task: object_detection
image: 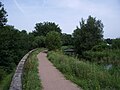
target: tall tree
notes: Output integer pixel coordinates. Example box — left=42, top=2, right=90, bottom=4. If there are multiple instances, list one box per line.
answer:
left=73, top=16, right=104, bottom=55
left=0, top=26, right=20, bottom=72
left=0, top=2, right=35, bottom=82
left=0, top=2, right=7, bottom=27
left=0, top=25, right=34, bottom=72
left=33, top=22, right=61, bottom=36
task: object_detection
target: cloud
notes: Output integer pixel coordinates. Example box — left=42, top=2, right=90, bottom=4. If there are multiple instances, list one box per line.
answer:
left=13, top=0, right=25, bottom=14
left=2, top=0, right=120, bottom=38
left=60, top=0, right=81, bottom=8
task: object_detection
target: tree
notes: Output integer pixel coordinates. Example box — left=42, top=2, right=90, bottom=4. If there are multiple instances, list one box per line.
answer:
left=0, top=2, right=35, bottom=82
left=105, top=38, right=112, bottom=44
left=46, top=31, right=61, bottom=50
left=33, top=22, right=61, bottom=36
left=112, top=38, right=120, bottom=49
left=0, top=2, right=7, bottom=27
left=61, top=33, right=73, bottom=46
left=73, top=16, right=104, bottom=55
left=0, top=25, right=34, bottom=73
left=0, top=26, right=20, bottom=72
left=33, top=36, right=46, bottom=48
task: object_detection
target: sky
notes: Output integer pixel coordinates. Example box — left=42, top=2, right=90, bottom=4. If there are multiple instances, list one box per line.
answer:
left=1, top=0, right=120, bottom=38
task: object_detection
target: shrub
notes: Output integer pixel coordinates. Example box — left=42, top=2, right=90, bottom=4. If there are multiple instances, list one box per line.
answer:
left=91, top=43, right=110, bottom=51
left=83, top=50, right=120, bottom=65
left=46, top=31, right=61, bottom=50
left=112, top=38, right=120, bottom=49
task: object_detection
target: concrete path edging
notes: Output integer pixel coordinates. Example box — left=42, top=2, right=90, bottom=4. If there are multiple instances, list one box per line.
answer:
left=9, top=49, right=36, bottom=90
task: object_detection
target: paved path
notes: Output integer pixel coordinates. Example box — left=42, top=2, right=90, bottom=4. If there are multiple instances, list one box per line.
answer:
left=37, top=51, right=80, bottom=90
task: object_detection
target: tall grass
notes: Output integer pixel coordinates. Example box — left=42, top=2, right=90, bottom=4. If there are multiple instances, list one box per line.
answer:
left=47, top=51, right=120, bottom=90
left=22, top=48, right=44, bottom=90
left=83, top=49, right=120, bottom=65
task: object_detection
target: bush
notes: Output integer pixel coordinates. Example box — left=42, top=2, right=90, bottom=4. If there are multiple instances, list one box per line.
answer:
left=83, top=50, right=120, bottom=65
left=33, top=36, right=46, bottom=48
left=46, top=31, right=61, bottom=50
left=112, top=38, right=120, bottom=49
left=91, top=43, right=110, bottom=51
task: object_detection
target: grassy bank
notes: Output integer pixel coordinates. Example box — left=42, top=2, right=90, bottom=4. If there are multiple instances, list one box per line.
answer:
left=22, top=48, right=44, bottom=90
left=0, top=73, right=13, bottom=90
left=47, top=51, right=120, bottom=90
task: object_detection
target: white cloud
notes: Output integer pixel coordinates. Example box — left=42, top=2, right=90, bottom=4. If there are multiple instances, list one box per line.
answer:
left=3, top=0, right=120, bottom=38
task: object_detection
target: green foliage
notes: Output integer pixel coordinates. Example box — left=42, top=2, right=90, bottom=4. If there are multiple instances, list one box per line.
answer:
left=0, top=2, right=37, bottom=86
left=47, top=51, right=120, bottom=90
left=91, top=43, right=110, bottom=51
left=105, top=38, right=112, bottom=44
left=46, top=31, right=61, bottom=50
left=61, top=33, right=73, bottom=46
left=0, top=73, right=13, bottom=90
left=83, top=49, right=120, bottom=66
left=0, top=2, right=7, bottom=27
left=0, top=26, right=20, bottom=72
left=0, top=3, right=119, bottom=89
left=33, top=22, right=61, bottom=36
left=0, top=67, right=6, bottom=81
left=18, top=30, right=33, bottom=51
left=22, top=48, right=43, bottom=90
left=0, top=26, right=34, bottom=73
left=112, top=38, right=120, bottom=49
left=73, top=16, right=104, bottom=55
left=28, top=32, right=37, bottom=49
left=61, top=45, right=74, bottom=51
left=0, top=25, right=36, bottom=89
left=33, top=36, right=46, bottom=48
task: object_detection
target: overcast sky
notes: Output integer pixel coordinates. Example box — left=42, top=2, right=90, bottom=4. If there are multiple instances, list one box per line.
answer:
left=1, top=0, right=120, bottom=38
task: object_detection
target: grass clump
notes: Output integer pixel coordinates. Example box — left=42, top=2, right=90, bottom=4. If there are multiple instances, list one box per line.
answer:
left=47, top=51, right=120, bottom=90
left=22, top=48, right=44, bottom=90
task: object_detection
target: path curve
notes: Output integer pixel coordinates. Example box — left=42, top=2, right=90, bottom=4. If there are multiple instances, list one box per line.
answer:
left=37, top=51, right=81, bottom=90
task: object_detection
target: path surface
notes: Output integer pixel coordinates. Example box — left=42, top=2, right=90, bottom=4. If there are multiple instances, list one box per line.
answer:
left=37, top=51, right=80, bottom=90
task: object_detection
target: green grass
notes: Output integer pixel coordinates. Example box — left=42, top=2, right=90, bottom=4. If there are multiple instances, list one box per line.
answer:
left=47, top=51, right=120, bottom=90
left=22, top=48, right=44, bottom=90
left=0, top=73, right=13, bottom=90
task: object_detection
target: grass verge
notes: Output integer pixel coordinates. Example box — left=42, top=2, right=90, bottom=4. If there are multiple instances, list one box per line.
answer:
left=47, top=51, right=120, bottom=90
left=22, top=48, right=44, bottom=90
